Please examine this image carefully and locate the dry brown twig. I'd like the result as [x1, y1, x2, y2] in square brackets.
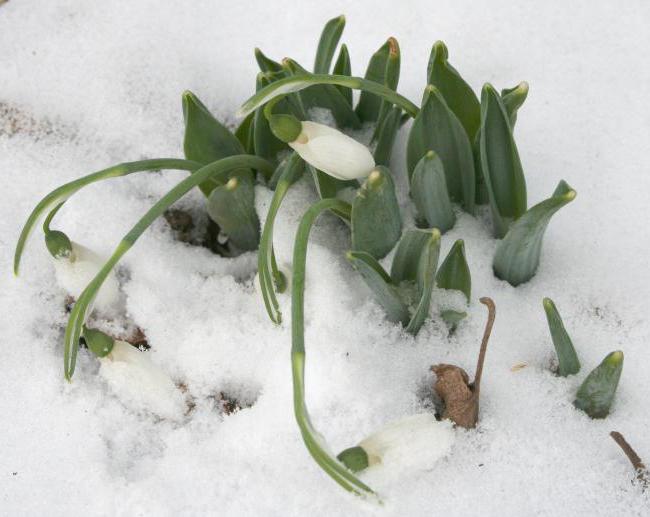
[610, 431, 648, 491]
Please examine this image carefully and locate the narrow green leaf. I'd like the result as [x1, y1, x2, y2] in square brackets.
[182, 91, 250, 195]
[258, 153, 304, 324]
[332, 44, 352, 106]
[427, 41, 480, 142]
[372, 106, 401, 166]
[307, 163, 357, 215]
[62, 155, 273, 380]
[501, 81, 529, 128]
[253, 73, 291, 165]
[291, 198, 374, 496]
[13, 158, 200, 276]
[351, 167, 401, 259]
[314, 15, 345, 74]
[346, 251, 410, 325]
[574, 351, 624, 419]
[410, 151, 455, 233]
[374, 38, 401, 132]
[543, 297, 580, 376]
[406, 85, 476, 212]
[479, 83, 527, 237]
[254, 47, 283, 73]
[283, 59, 360, 129]
[206, 175, 260, 252]
[237, 73, 419, 120]
[406, 229, 441, 334]
[436, 239, 471, 302]
[390, 229, 433, 284]
[235, 111, 255, 154]
[493, 180, 576, 286]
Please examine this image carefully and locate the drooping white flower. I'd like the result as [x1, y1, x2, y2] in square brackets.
[99, 340, 186, 419]
[288, 121, 375, 181]
[338, 413, 455, 473]
[53, 242, 121, 314]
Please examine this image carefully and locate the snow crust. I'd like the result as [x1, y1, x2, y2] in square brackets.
[2, 1, 650, 515]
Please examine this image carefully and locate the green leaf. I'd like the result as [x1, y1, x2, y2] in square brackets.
[493, 180, 576, 286]
[479, 83, 527, 237]
[62, 155, 273, 380]
[346, 251, 410, 325]
[258, 153, 304, 324]
[355, 38, 400, 124]
[406, 85, 475, 212]
[253, 73, 292, 165]
[406, 229, 441, 334]
[410, 151, 455, 233]
[372, 106, 401, 166]
[427, 41, 480, 141]
[182, 91, 250, 195]
[374, 38, 401, 131]
[314, 15, 345, 74]
[332, 44, 352, 106]
[543, 297, 580, 376]
[351, 167, 401, 259]
[291, 198, 374, 496]
[501, 82, 529, 128]
[206, 175, 260, 252]
[390, 229, 434, 284]
[283, 58, 360, 129]
[436, 239, 471, 301]
[235, 111, 255, 154]
[307, 164, 357, 213]
[13, 158, 200, 276]
[254, 47, 283, 73]
[237, 73, 419, 120]
[574, 351, 624, 419]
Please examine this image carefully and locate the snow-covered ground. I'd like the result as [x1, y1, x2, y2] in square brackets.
[2, 1, 649, 515]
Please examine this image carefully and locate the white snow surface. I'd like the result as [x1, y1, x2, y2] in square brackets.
[2, 1, 650, 515]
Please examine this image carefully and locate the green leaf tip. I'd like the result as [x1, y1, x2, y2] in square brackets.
[436, 238, 471, 302]
[543, 297, 580, 376]
[574, 351, 624, 419]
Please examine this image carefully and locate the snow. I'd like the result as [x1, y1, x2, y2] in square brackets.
[1, 0, 650, 515]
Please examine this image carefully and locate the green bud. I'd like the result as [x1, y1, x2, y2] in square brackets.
[337, 446, 369, 473]
[268, 114, 302, 143]
[574, 351, 624, 418]
[44, 230, 73, 260]
[83, 327, 115, 358]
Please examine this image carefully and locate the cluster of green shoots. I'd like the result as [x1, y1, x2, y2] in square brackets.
[14, 14, 614, 498]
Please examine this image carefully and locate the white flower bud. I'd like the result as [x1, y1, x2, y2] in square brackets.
[288, 121, 375, 181]
[99, 340, 186, 419]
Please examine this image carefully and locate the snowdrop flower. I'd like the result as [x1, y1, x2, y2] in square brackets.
[269, 114, 375, 181]
[337, 413, 455, 473]
[98, 338, 186, 419]
[49, 238, 121, 314]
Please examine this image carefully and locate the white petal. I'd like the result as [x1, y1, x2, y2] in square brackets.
[289, 121, 375, 181]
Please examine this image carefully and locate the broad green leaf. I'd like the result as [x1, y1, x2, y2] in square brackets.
[258, 153, 304, 323]
[346, 251, 410, 325]
[314, 15, 345, 74]
[574, 351, 624, 419]
[390, 229, 434, 285]
[13, 158, 200, 275]
[543, 297, 580, 376]
[206, 175, 260, 252]
[62, 155, 273, 380]
[501, 81, 529, 127]
[283, 58, 360, 129]
[410, 151, 455, 233]
[436, 239, 471, 302]
[374, 38, 401, 131]
[356, 38, 400, 124]
[237, 73, 419, 120]
[235, 111, 255, 154]
[332, 44, 352, 106]
[254, 47, 283, 73]
[493, 180, 576, 286]
[372, 106, 401, 166]
[182, 91, 250, 194]
[406, 85, 475, 212]
[479, 83, 527, 237]
[351, 167, 401, 259]
[427, 41, 480, 142]
[406, 229, 441, 334]
[291, 198, 374, 496]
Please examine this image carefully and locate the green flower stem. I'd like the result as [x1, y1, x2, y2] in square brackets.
[14, 158, 202, 275]
[291, 198, 374, 497]
[63, 155, 272, 380]
[238, 73, 419, 119]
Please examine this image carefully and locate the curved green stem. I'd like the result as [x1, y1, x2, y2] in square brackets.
[14, 158, 202, 275]
[238, 73, 419, 119]
[291, 198, 375, 497]
[63, 155, 273, 380]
